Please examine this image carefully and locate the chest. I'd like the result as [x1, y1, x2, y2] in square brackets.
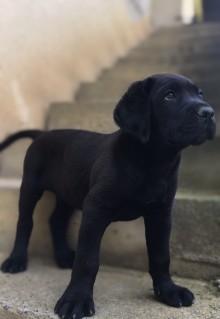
[122, 156, 180, 216]
[113, 178, 170, 222]
[137, 177, 168, 203]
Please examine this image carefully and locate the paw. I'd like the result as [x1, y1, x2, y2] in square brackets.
[55, 250, 75, 269]
[1, 255, 27, 273]
[54, 286, 95, 319]
[154, 282, 194, 307]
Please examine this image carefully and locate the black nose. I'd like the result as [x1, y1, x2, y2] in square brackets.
[197, 106, 215, 119]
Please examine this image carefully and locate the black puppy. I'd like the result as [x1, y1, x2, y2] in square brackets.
[0, 74, 216, 319]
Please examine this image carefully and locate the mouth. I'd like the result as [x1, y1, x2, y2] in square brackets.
[186, 123, 216, 146]
[167, 121, 216, 148]
[207, 121, 216, 140]
[191, 134, 209, 146]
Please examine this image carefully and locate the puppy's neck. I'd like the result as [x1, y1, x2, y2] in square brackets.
[114, 129, 181, 164]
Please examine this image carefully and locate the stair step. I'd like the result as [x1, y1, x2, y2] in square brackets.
[180, 65, 220, 77]
[49, 101, 219, 188]
[0, 183, 219, 280]
[132, 50, 219, 69]
[75, 70, 220, 97]
[82, 66, 177, 92]
[128, 49, 220, 65]
[76, 72, 220, 107]
[152, 23, 220, 38]
[75, 67, 178, 101]
[110, 58, 220, 73]
[0, 261, 219, 319]
[47, 101, 117, 132]
[48, 102, 220, 192]
[148, 34, 220, 47]
[74, 65, 220, 103]
[99, 68, 220, 87]
[141, 32, 220, 50]
[75, 81, 131, 102]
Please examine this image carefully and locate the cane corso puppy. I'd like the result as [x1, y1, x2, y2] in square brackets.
[0, 74, 216, 319]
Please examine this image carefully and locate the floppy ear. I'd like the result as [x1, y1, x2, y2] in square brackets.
[113, 77, 152, 143]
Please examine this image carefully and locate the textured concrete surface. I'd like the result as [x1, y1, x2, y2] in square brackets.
[0, 256, 219, 319]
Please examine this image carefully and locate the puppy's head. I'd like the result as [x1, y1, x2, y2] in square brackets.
[114, 74, 216, 148]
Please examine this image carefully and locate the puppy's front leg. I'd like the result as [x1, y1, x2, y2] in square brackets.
[55, 199, 110, 319]
[143, 203, 194, 307]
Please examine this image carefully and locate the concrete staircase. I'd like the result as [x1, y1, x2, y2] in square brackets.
[47, 21, 220, 254]
[0, 22, 220, 318]
[47, 23, 220, 132]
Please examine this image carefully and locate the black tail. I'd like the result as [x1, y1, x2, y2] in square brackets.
[0, 130, 43, 152]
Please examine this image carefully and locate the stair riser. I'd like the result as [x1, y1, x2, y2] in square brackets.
[113, 59, 220, 73]
[128, 52, 220, 66]
[75, 82, 220, 113]
[141, 37, 220, 51]
[152, 24, 220, 38]
[150, 27, 220, 41]
[76, 76, 220, 97]
[77, 67, 220, 94]
[99, 68, 220, 86]
[125, 53, 220, 67]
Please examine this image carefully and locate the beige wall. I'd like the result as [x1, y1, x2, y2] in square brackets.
[0, 0, 151, 139]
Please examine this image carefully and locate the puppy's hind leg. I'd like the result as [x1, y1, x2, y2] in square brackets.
[1, 177, 43, 273]
[50, 198, 75, 269]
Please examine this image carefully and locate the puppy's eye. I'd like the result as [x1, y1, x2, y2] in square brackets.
[164, 91, 176, 100]
[198, 91, 203, 99]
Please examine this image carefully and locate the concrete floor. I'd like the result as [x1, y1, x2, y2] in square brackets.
[0, 254, 219, 319]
